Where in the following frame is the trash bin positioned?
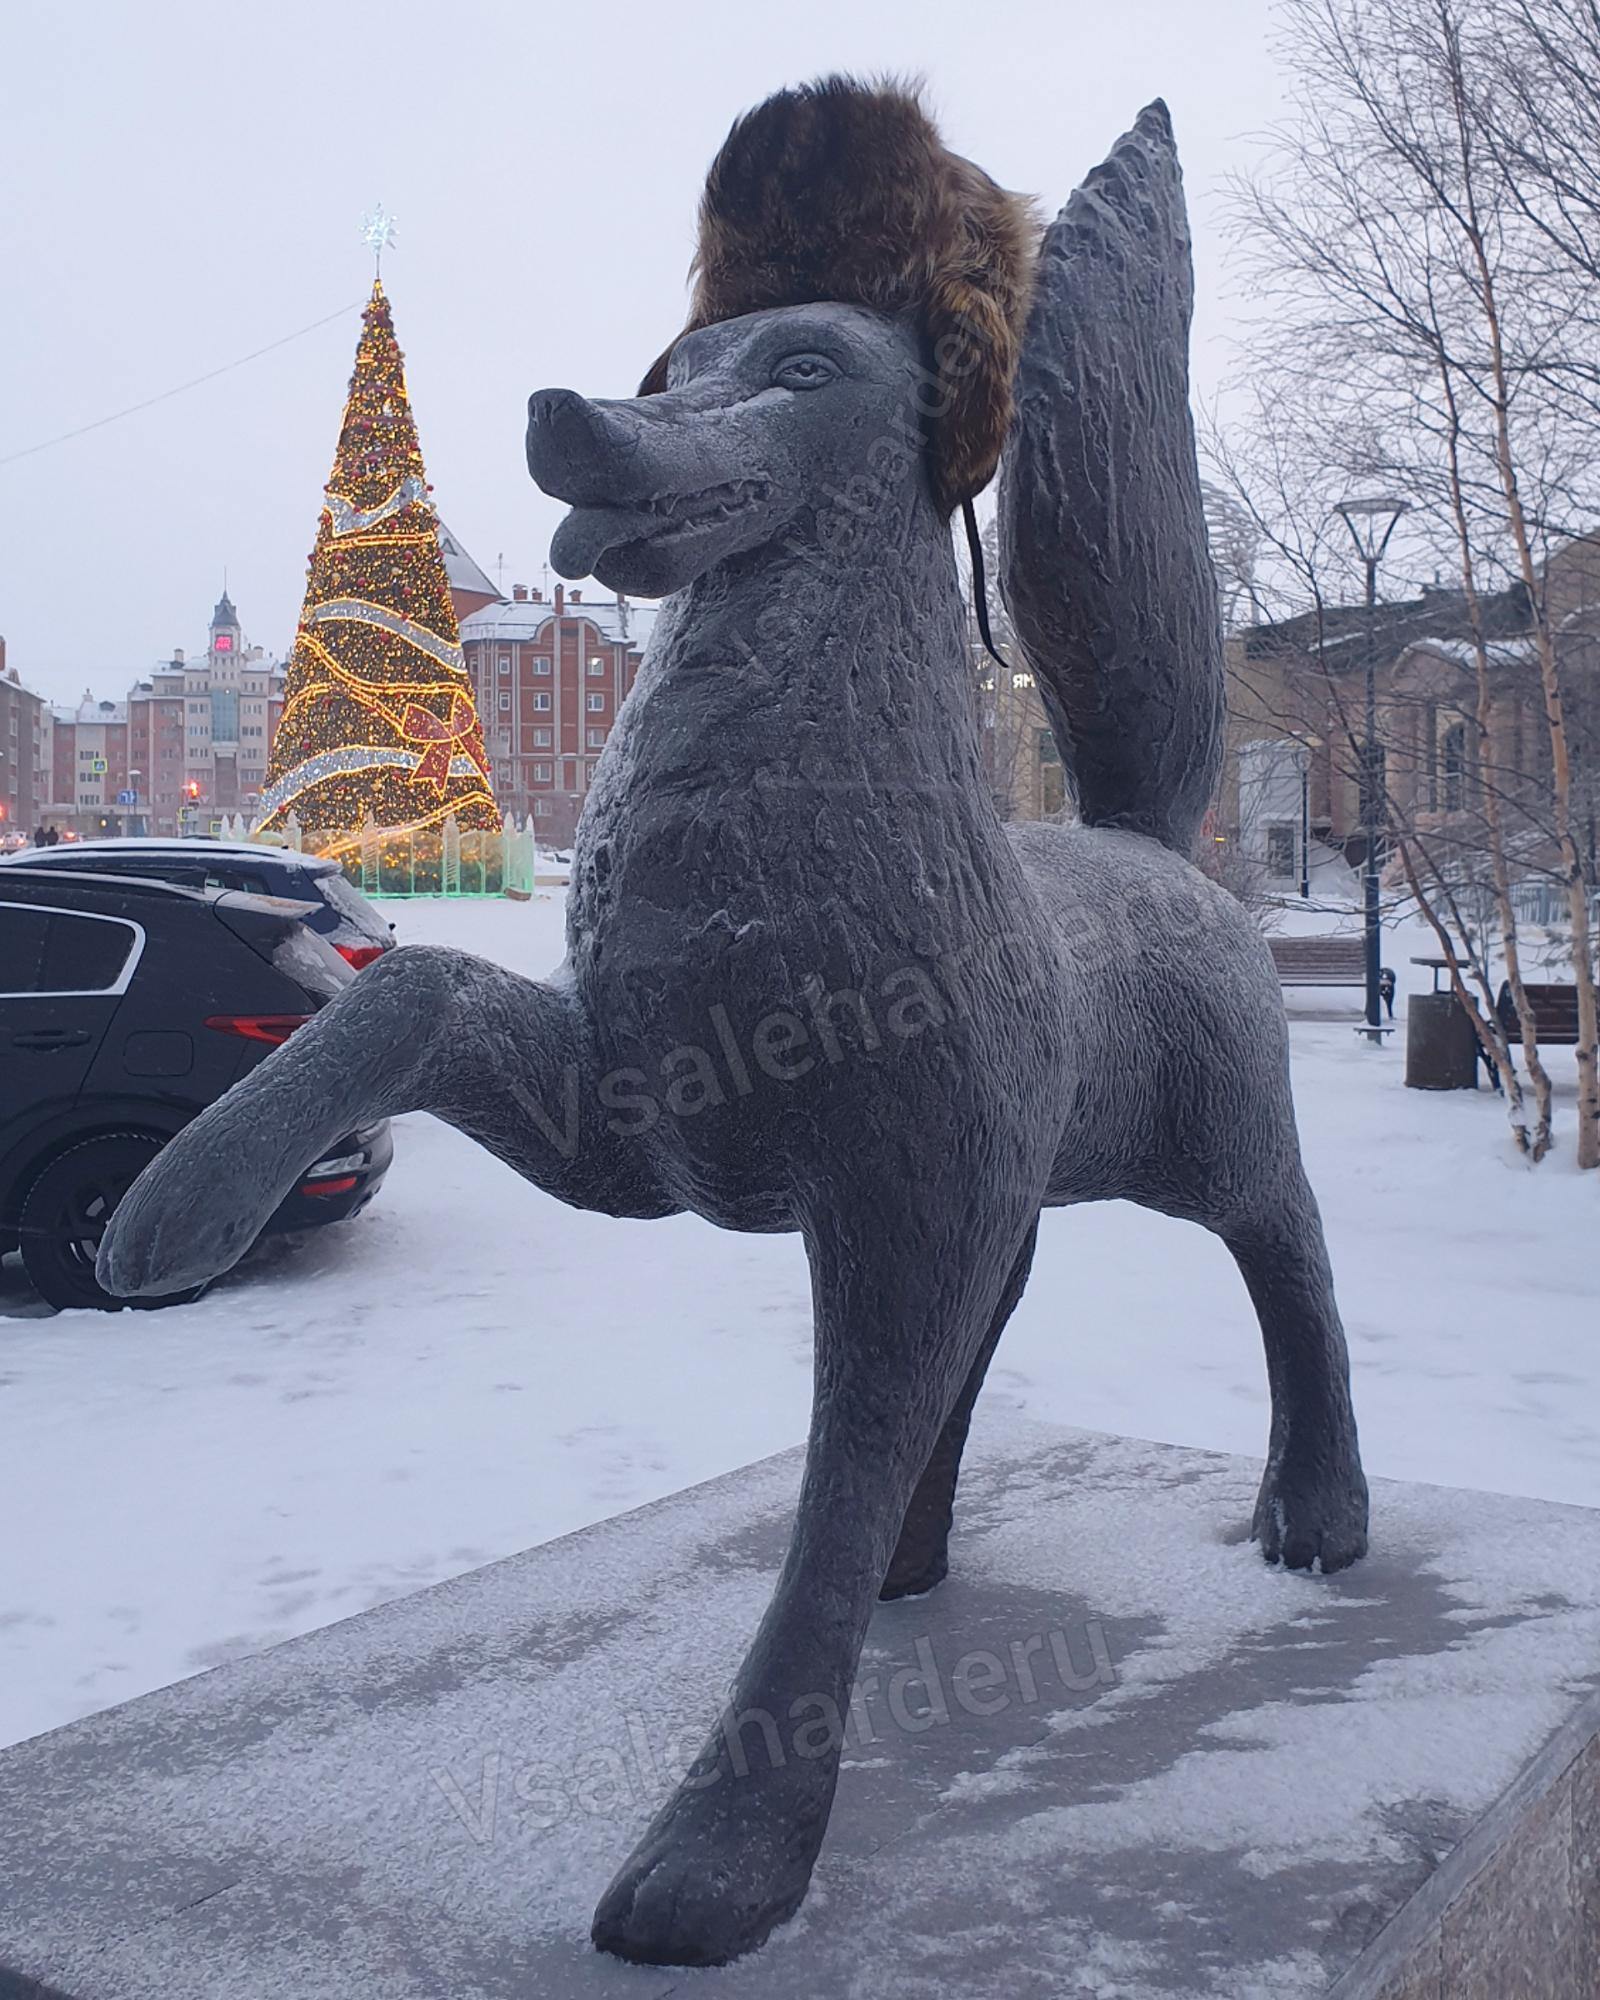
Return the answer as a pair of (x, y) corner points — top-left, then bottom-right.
(1405, 991), (1480, 1089)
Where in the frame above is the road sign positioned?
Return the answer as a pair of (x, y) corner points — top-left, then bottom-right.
(116, 789), (138, 806)
(89, 756), (107, 775)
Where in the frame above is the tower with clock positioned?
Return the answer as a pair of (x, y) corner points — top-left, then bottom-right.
(211, 593), (239, 658)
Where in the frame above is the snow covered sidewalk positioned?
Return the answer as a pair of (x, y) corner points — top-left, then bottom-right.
(3, 893), (1596, 1751)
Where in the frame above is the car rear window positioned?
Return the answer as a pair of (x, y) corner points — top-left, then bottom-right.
(203, 868), (273, 898)
(0, 906), (139, 995)
(314, 870), (391, 946)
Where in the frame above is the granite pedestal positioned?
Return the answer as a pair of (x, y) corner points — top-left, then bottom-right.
(1, 1419), (1596, 1998)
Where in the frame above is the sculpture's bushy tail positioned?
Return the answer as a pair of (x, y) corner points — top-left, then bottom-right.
(997, 101), (1223, 856)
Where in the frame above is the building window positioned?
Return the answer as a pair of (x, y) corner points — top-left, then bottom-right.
(586, 693), (604, 712)
(498, 690), (511, 711)
(534, 656), (552, 675)
(533, 691), (551, 711)
(588, 657), (606, 676)
(1442, 723), (1467, 811)
(587, 727), (606, 748)
(535, 799), (551, 816)
(533, 727), (552, 747)
(533, 762), (552, 782)
(499, 655), (512, 674)
(1266, 822), (1297, 879)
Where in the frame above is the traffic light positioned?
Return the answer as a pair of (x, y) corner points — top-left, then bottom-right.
(185, 781), (201, 801)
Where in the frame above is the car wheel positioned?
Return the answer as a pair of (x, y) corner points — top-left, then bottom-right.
(18, 1133), (205, 1313)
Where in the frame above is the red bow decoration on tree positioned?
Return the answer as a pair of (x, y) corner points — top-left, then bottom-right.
(400, 691), (490, 793)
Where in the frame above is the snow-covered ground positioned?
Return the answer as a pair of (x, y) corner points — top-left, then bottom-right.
(3, 893), (1596, 1751)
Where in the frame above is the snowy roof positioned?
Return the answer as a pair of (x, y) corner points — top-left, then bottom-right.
(461, 593), (659, 651)
(51, 695), (126, 725)
(436, 520), (499, 605)
(1241, 581), (1530, 668)
(1402, 634), (1540, 669)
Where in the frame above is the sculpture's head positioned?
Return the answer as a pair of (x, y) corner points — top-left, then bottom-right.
(524, 74), (1036, 595)
(526, 303), (929, 597)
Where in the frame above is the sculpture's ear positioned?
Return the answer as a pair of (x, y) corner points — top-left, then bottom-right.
(924, 272), (1026, 515)
(638, 344), (674, 397)
(639, 314), (708, 396)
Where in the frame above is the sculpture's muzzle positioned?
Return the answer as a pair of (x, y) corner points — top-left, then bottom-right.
(525, 384), (777, 594)
(525, 389), (647, 509)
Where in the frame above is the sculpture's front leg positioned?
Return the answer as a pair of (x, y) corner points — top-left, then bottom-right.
(591, 1185), (1040, 1966)
(880, 1219), (1038, 1599)
(98, 945), (670, 1299)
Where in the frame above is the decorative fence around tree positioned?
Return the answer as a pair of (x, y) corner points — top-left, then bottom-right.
(219, 811), (543, 898)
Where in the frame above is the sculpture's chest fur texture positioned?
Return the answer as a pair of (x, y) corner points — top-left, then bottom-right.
(565, 538), (1071, 1225)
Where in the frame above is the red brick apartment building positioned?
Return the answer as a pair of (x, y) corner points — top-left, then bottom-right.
(39, 596), (285, 837)
(460, 582), (657, 844)
(0, 638), (49, 836)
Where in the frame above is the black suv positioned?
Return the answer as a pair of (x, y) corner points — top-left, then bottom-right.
(2, 839), (395, 970)
(0, 867), (391, 1311)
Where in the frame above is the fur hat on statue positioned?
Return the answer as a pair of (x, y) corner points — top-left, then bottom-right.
(640, 75), (1037, 516)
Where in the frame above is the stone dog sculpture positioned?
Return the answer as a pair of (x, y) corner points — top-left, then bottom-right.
(102, 78), (1369, 1968)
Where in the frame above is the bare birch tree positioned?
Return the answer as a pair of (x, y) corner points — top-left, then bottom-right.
(1221, 0), (1600, 1165)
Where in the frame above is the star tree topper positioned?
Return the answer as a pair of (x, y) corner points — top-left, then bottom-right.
(359, 203), (399, 274)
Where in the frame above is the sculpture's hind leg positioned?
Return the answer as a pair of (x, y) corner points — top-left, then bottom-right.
(591, 1191), (1039, 1967)
(99, 945), (673, 1298)
(1220, 1172), (1368, 1573)
(880, 1219), (1038, 1600)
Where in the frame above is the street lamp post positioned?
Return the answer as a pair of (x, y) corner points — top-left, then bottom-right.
(1299, 745), (1312, 900)
(1335, 496), (1408, 1038)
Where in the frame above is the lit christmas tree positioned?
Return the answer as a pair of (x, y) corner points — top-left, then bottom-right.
(260, 259), (497, 838)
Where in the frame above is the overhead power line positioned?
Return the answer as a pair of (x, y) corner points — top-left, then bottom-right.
(0, 301), (362, 469)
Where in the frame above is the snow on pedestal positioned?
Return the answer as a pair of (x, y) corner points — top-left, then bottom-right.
(0, 1416), (1595, 1998)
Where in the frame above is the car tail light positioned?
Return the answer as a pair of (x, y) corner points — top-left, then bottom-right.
(204, 1014), (312, 1046)
(300, 1174), (359, 1196)
(334, 942), (386, 970)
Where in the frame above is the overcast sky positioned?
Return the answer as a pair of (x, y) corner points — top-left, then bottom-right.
(0, 0), (1284, 702)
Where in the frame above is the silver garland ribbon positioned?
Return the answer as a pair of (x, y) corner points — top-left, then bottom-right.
(307, 597), (466, 674)
(259, 744), (487, 817)
(324, 476), (429, 537)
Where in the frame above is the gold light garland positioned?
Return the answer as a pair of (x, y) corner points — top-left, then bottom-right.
(260, 279), (498, 836)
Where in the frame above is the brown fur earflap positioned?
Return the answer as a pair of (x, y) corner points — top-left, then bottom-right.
(640, 76), (1037, 515)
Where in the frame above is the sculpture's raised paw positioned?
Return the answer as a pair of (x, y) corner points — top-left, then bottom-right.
(1252, 1457), (1369, 1574)
(590, 1772), (828, 1967)
(97, 1138), (260, 1299)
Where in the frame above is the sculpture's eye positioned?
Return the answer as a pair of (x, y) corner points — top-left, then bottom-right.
(772, 353), (840, 391)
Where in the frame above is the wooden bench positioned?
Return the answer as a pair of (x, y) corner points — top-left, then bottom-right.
(1495, 981), (1582, 1046)
(1269, 934), (1393, 1039)
(1268, 935), (1366, 987)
